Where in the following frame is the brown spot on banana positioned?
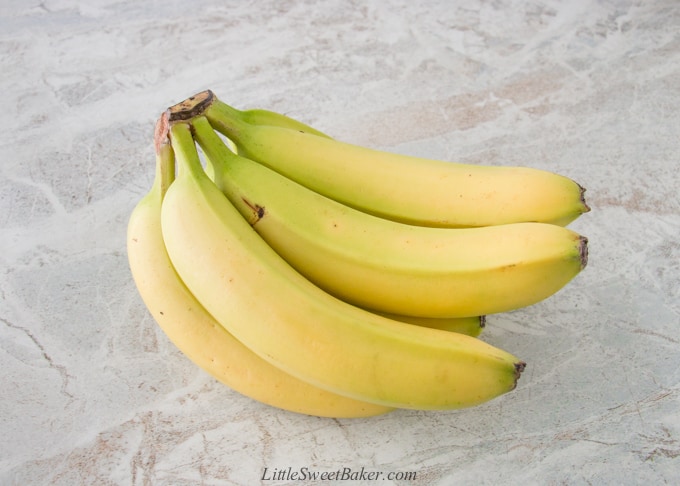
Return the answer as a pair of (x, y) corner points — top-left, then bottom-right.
(241, 197), (265, 225)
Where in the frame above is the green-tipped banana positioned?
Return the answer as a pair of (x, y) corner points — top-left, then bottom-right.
(126, 116), (392, 418)
(160, 118), (526, 410)
(189, 116), (587, 318)
(188, 90), (589, 228)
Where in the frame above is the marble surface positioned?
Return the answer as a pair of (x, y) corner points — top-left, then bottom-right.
(2, 0), (679, 484)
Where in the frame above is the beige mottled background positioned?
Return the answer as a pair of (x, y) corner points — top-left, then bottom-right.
(1, 1), (679, 484)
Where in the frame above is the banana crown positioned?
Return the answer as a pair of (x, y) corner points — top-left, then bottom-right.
(125, 90), (591, 416)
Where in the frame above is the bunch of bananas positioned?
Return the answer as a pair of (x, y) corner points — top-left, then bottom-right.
(127, 90), (589, 418)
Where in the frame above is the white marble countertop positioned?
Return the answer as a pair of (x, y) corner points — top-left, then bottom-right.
(2, 1), (679, 484)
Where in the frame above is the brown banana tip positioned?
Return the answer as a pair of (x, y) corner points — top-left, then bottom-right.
(512, 361), (527, 389)
(167, 89), (215, 122)
(579, 236), (589, 269)
(479, 315), (486, 328)
(153, 111), (170, 155)
(577, 183), (591, 213)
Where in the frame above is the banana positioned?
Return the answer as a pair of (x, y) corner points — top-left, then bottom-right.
(126, 116), (393, 418)
(189, 115), (587, 318)
(160, 117), (526, 410)
(188, 90), (589, 228)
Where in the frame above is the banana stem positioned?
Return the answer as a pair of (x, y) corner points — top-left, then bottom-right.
(168, 121), (206, 181)
(166, 90), (324, 149)
(168, 90), (215, 122)
(166, 89), (249, 133)
(190, 116), (238, 179)
(154, 112), (176, 199)
(202, 97), (249, 141)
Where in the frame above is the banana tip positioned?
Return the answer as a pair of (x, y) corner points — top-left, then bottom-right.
(577, 183), (591, 213)
(512, 361), (527, 389)
(579, 236), (589, 269)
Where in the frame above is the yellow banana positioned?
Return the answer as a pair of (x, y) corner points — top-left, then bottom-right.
(190, 90), (589, 228)
(189, 116), (587, 318)
(126, 117), (392, 418)
(160, 118), (526, 410)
